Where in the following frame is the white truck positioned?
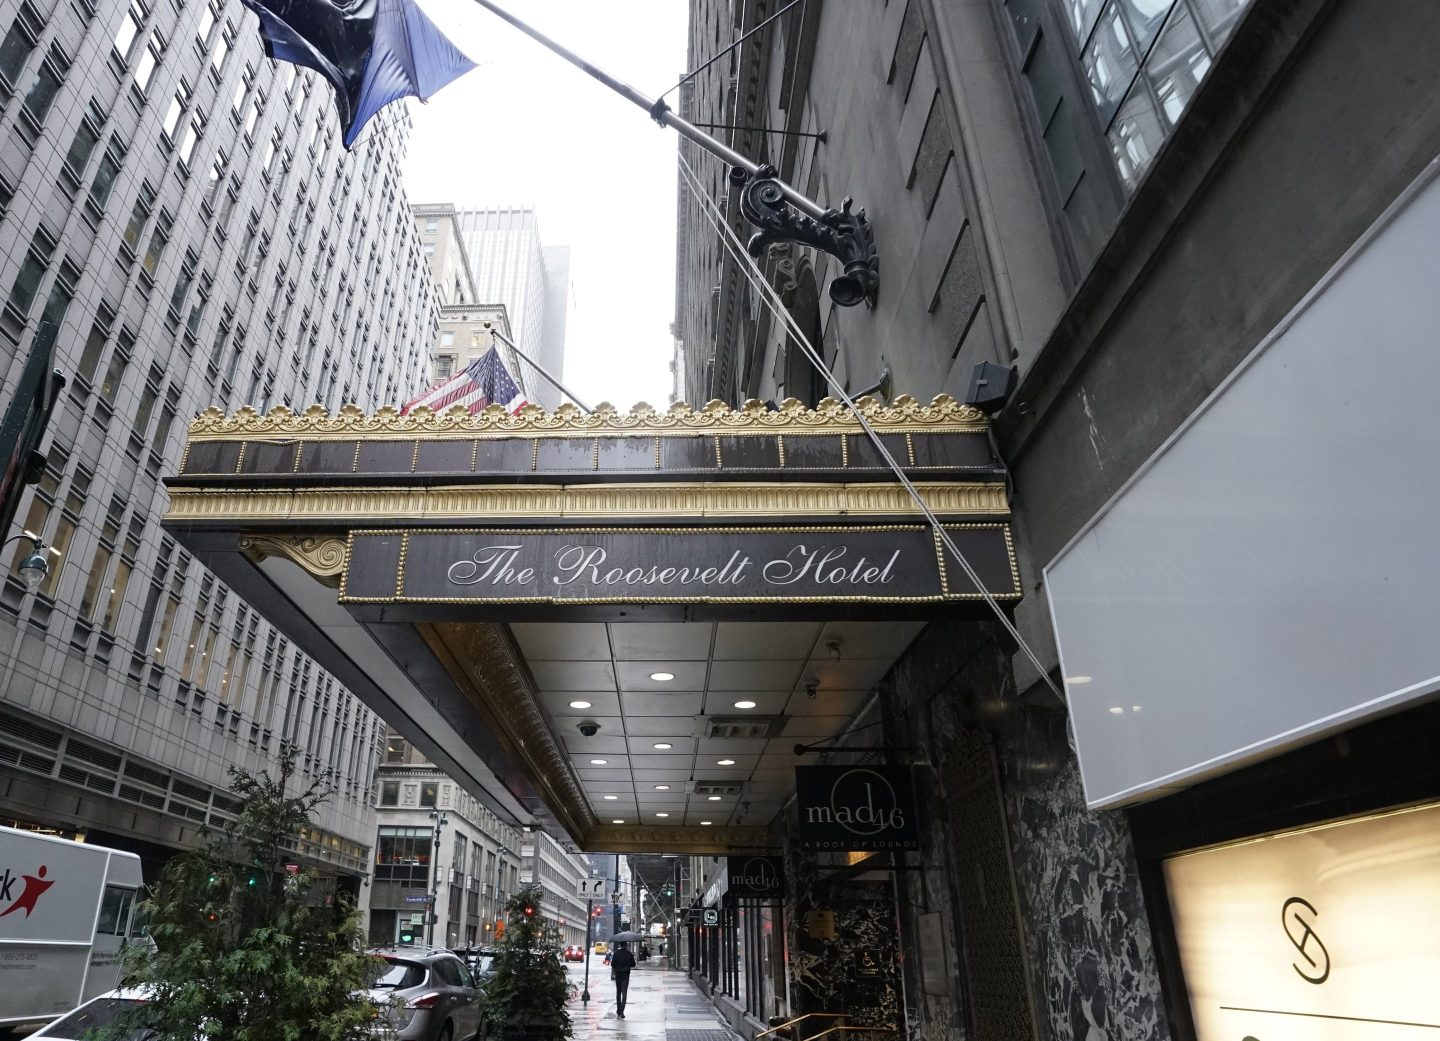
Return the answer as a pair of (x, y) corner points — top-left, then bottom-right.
(0, 826), (144, 1025)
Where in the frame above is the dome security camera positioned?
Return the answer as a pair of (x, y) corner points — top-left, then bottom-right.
(577, 721), (601, 737)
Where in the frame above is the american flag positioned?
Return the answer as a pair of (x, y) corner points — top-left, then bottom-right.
(401, 346), (529, 415)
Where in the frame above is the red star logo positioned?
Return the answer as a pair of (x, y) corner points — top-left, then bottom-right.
(0, 865), (55, 918)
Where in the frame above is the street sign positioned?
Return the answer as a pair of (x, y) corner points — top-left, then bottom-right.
(404, 893), (434, 904)
(576, 877), (606, 899)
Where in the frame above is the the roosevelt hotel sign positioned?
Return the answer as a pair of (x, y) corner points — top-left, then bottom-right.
(794, 765), (920, 851)
(339, 524), (1019, 605)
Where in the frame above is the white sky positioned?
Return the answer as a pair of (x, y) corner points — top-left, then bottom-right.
(400, 0), (689, 409)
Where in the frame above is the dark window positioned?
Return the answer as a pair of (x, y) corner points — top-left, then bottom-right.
(21, 47), (67, 125)
(419, 782), (438, 807)
(87, 139), (126, 215)
(0, 6), (37, 88)
(6, 228), (54, 317)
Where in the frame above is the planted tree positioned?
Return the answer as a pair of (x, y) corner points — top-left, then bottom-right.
(479, 885), (575, 1041)
(115, 746), (383, 1041)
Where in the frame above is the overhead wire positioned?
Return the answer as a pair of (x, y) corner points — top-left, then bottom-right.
(676, 150), (1063, 700)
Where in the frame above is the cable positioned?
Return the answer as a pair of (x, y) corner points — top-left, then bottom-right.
(658, 0), (805, 102)
(677, 152), (1063, 699)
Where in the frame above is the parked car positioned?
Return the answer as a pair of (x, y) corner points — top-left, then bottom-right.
(454, 946), (499, 989)
(563, 945), (585, 962)
(366, 946), (481, 1041)
(25, 990), (153, 1040)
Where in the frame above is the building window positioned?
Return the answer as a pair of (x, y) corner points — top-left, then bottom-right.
(132, 36), (160, 92)
(6, 228), (54, 318)
(62, 111), (101, 184)
(21, 47), (68, 126)
(379, 780), (399, 805)
(435, 355), (454, 379)
(161, 92), (185, 139)
(420, 782), (438, 807)
(111, 0), (146, 59)
(121, 183), (154, 254)
(376, 826), (432, 866)
(86, 138), (126, 217)
(142, 212), (171, 277)
(1, 6), (40, 87)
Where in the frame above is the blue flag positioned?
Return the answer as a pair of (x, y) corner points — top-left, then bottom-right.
(240, 0), (475, 148)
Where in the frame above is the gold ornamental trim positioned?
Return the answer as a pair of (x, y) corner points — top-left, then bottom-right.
(580, 823), (775, 855)
(239, 534), (348, 588)
(418, 622), (596, 841)
(185, 393), (989, 441)
(164, 481), (1009, 525)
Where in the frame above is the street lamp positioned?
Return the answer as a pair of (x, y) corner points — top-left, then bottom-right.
(426, 809), (448, 947)
(4, 532), (54, 591)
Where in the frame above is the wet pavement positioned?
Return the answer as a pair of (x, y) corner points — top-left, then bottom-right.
(565, 957), (735, 1041)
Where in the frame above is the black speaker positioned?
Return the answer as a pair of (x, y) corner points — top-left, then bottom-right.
(964, 361), (1018, 415)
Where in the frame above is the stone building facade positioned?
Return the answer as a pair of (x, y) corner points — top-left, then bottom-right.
(673, 2), (1440, 1041)
(365, 728), (525, 949)
(0, 0), (435, 875)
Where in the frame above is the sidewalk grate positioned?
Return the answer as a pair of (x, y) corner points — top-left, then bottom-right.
(667, 1031), (732, 1041)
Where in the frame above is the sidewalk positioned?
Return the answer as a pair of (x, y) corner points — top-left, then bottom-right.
(568, 960), (735, 1041)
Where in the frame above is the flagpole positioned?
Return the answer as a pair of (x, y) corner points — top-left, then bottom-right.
(469, 0), (825, 222)
(490, 329), (592, 413)
(471, 0), (877, 306)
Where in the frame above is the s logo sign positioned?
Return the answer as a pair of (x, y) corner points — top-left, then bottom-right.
(1281, 896), (1329, 984)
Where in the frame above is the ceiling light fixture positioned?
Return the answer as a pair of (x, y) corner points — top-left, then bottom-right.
(653, 742), (672, 750)
(656, 812), (669, 818)
(590, 758), (609, 765)
(611, 819), (625, 824)
(569, 700), (593, 709)
(650, 671), (675, 682)
(700, 821), (713, 826)
(717, 759), (735, 766)
(734, 700), (757, 709)
(602, 795), (618, 800)
(707, 795), (722, 801)
(655, 785), (670, 790)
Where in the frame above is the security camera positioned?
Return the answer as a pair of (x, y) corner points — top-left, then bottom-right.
(577, 721), (601, 737)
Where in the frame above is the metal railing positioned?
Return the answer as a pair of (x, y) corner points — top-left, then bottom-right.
(754, 1013), (847, 1041)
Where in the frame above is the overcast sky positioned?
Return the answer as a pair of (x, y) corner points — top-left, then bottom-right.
(400, 0), (689, 409)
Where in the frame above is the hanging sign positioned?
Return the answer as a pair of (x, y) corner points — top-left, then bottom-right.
(726, 856), (785, 898)
(794, 765), (920, 850)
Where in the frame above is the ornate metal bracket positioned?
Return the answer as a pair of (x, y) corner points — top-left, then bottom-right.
(733, 165), (879, 308)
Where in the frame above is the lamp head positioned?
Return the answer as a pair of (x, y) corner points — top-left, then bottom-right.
(18, 543), (48, 591)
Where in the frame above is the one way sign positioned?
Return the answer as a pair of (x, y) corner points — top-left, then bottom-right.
(576, 877), (607, 900)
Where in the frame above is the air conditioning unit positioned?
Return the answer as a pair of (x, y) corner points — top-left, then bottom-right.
(689, 782), (743, 797)
(701, 716), (786, 740)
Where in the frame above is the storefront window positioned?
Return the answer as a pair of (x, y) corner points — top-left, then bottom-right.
(375, 826), (431, 866)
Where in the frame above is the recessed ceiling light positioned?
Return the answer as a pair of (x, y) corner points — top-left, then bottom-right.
(734, 700), (757, 709)
(650, 671), (675, 681)
(602, 795), (618, 801)
(656, 812), (669, 818)
(569, 700), (593, 709)
(655, 784), (670, 790)
(707, 795), (722, 801)
(1108, 707), (1124, 715)
(700, 821), (713, 826)
(590, 758), (608, 765)
(653, 742), (673, 750)
(611, 819), (625, 824)
(716, 759), (735, 766)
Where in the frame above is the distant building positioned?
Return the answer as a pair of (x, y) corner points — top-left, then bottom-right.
(366, 728), (524, 949)
(452, 206), (570, 409)
(413, 204), (529, 400)
(519, 828), (590, 949)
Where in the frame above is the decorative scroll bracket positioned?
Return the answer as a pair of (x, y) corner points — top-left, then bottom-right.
(734, 164), (879, 308)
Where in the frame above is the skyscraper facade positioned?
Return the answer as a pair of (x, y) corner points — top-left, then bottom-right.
(0, 0), (436, 875)
(452, 206), (569, 409)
